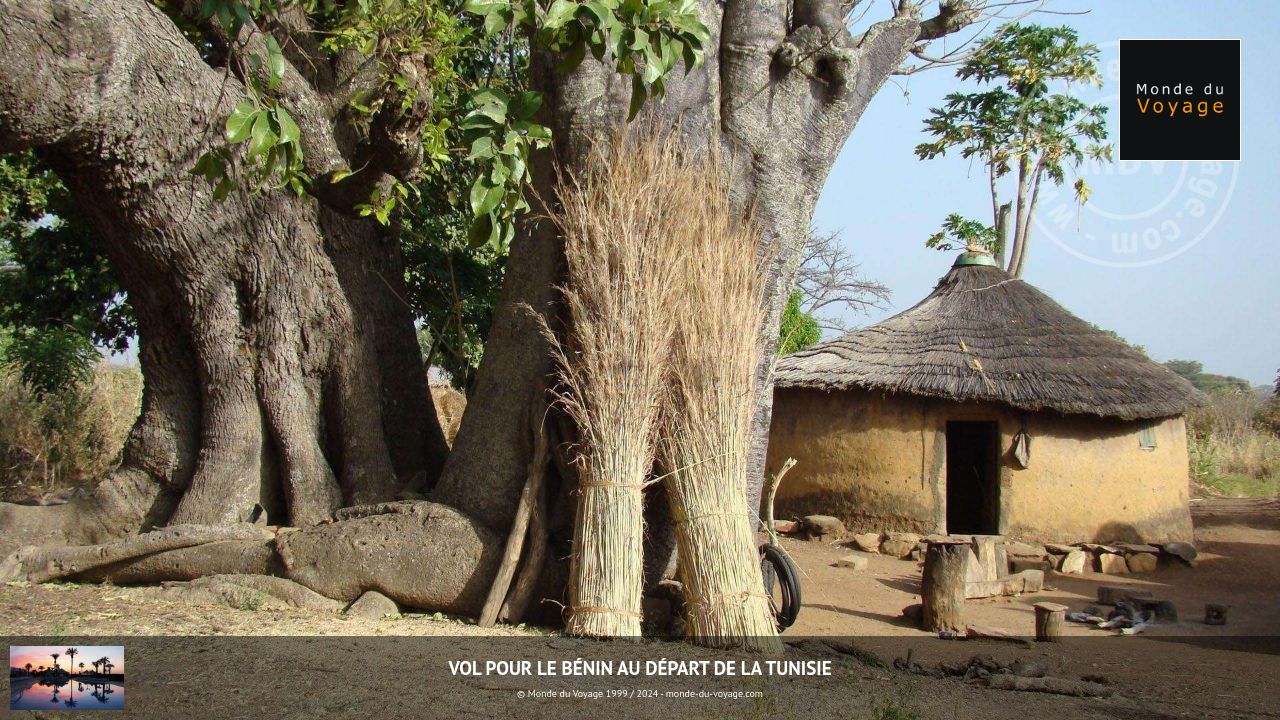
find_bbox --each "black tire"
[760,542,802,631]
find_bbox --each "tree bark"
[922,541,969,633]
[0,0,449,556]
[442,0,946,535]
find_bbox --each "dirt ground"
[2,497,1277,719]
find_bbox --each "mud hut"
[768,251,1201,544]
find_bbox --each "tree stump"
[922,541,969,633]
[1034,602,1068,641]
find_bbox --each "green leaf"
[509,91,543,120]
[248,113,278,158]
[467,213,494,248]
[544,0,577,29]
[276,107,301,145]
[225,101,258,143]
[467,136,496,160]
[627,75,646,121]
[558,40,588,73]
[265,36,286,90]
[469,177,503,216]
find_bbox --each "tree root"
[155,574,345,612]
[0,501,521,618]
[0,524,275,583]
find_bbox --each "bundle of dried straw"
[656,151,782,653]
[549,129,779,650]
[550,134,684,638]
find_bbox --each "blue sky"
[818,0,1278,385]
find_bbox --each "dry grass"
[0,361,142,503]
[548,132,686,638]
[1187,391,1280,498]
[429,384,466,448]
[654,149,781,652]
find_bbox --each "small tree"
[777,290,821,356]
[916,24,1111,276]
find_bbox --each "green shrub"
[1186,390,1280,498]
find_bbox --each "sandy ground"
[2,498,1277,719]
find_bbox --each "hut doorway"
[945,421,1000,535]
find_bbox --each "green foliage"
[1186,389,1280,498]
[0,153,133,395]
[1164,359,1252,394]
[917,24,1112,264]
[777,290,820,356]
[916,24,1111,185]
[459,0,710,251]
[925,213,998,253]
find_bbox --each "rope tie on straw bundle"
[570,606,645,618]
[683,590,772,605]
[670,510,749,525]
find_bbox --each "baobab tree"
[0,0,1035,615]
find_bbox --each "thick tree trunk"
[0,0,449,556]
[442,0,927,535]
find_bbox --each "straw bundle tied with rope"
[656,149,782,654]
[548,133,685,638]
[547,129,779,650]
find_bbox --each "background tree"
[796,227,889,334]
[916,23,1111,276]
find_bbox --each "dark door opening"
[945,421,1000,535]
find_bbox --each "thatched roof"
[775,257,1201,420]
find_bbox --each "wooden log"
[478,392,549,628]
[498,419,552,625]
[921,541,969,633]
[1034,602,1068,642]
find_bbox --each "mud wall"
[765,387,1193,543]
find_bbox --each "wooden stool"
[1033,602,1068,641]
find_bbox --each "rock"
[901,603,923,621]
[1004,540,1047,558]
[852,532,882,553]
[1011,557,1052,574]
[1160,542,1198,566]
[1117,543,1160,555]
[1125,552,1158,574]
[1080,543,1120,554]
[344,590,401,620]
[773,519,801,535]
[1096,553,1129,575]
[887,531,922,544]
[1057,550,1088,575]
[803,515,846,539]
[1044,543,1076,555]
[965,579,1005,599]
[836,554,869,571]
[1018,569,1045,593]
[880,539,916,559]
